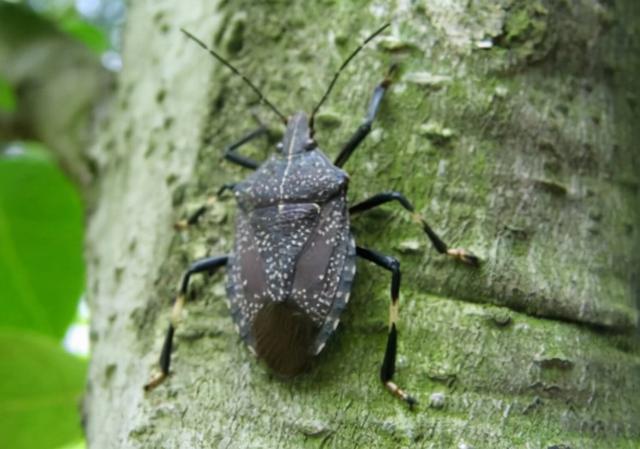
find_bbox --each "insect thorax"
[234,147,349,211]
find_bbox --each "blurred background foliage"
[0,1,123,448]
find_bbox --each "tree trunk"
[84,1,640,448]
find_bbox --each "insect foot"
[446,248,480,267]
[411,213,481,267]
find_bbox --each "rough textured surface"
[85,1,640,448]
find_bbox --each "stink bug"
[144,24,479,407]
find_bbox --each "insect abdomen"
[252,301,317,377]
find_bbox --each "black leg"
[224,126,267,170]
[144,255,229,391]
[351,191,480,266]
[356,246,416,408]
[217,182,237,196]
[173,127,266,229]
[174,196,218,230]
[177,124,266,229]
[177,200,212,229]
[334,66,395,168]
[174,183,238,230]
[349,191,414,215]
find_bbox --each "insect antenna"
[181,28,288,124]
[309,23,390,132]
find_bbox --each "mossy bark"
[85,1,640,448]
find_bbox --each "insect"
[144,23,479,407]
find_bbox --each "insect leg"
[334,66,395,168]
[224,126,268,170]
[349,191,414,215]
[351,191,480,267]
[144,255,229,391]
[174,183,238,230]
[356,246,416,408]
[174,126,266,229]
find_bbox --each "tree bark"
[85,1,640,448]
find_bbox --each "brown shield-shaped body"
[225,112,356,377]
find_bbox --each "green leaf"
[0,144,84,339]
[0,76,16,112]
[55,440,85,449]
[0,3,109,55]
[0,331,87,449]
[59,16,109,54]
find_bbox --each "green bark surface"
[85,1,640,448]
